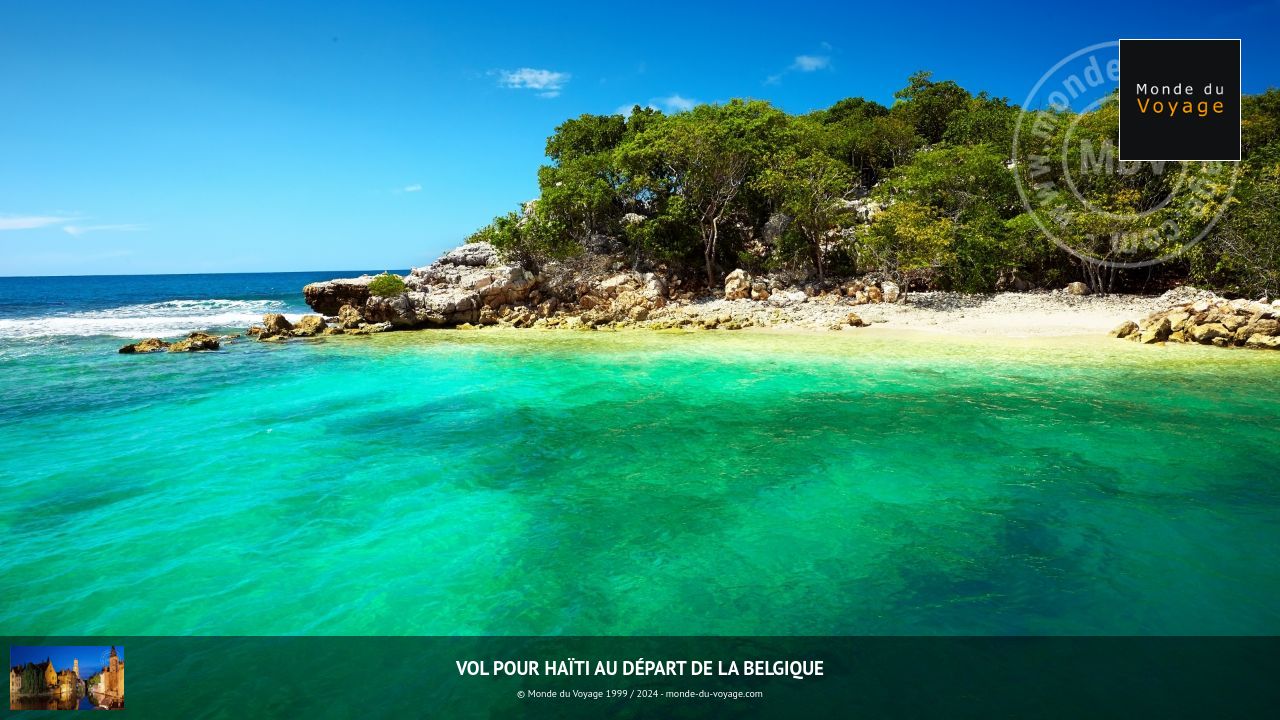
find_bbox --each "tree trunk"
[809,232,824,283]
[704,220,719,289]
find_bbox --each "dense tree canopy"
[468,74,1280,296]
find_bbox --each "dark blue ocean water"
[0,271,406,340]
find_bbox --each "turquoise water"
[2,323,1278,636]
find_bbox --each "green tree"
[943,92,1018,149]
[878,144,1023,290]
[467,205,576,270]
[618,100,790,285]
[758,124,855,280]
[892,71,972,145]
[1241,88,1280,156]
[1191,143,1280,297]
[857,201,956,292]
[545,113,627,164]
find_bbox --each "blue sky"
[10,645,122,677]
[2,0,1277,276]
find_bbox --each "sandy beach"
[639,288,1210,339]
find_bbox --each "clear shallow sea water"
[1,274,1278,636]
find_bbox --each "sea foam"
[0,298,301,338]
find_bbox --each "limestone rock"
[769,290,808,306]
[303,276,373,315]
[1066,281,1091,296]
[1189,322,1230,344]
[1122,292,1280,350]
[347,322,392,335]
[365,288,480,327]
[119,338,170,354]
[437,242,499,267]
[846,312,866,327]
[400,241,535,319]
[641,273,668,306]
[880,281,900,303]
[1244,318,1280,338]
[336,304,363,329]
[866,286,884,303]
[1138,318,1171,344]
[169,332,220,352]
[750,282,770,301]
[724,269,751,300]
[262,313,294,336]
[1109,320,1139,339]
[291,315,327,337]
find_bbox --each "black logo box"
[1119,39,1241,162]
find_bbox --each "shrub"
[368,272,406,297]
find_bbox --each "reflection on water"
[9,689,121,710]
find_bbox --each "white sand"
[653,290,1186,339]
[849,291,1165,338]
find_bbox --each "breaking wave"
[0,299,303,339]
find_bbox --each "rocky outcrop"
[1109,320,1138,338]
[291,315,328,337]
[299,242,917,334]
[261,313,294,338]
[305,242,538,329]
[724,269,751,300]
[119,332,222,354]
[303,276,373,315]
[169,332,221,352]
[364,288,480,327]
[119,338,170,354]
[332,304,359,329]
[569,271,671,327]
[1113,296,1280,349]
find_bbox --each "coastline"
[639,290,1169,338]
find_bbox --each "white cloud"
[403,183,422,193]
[766,47,837,85]
[791,55,831,72]
[0,215,75,231]
[62,223,146,236]
[496,68,570,97]
[656,94,697,112]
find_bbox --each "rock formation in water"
[302,275,373,315]
[119,332,222,353]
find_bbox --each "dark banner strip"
[5,637,1278,718]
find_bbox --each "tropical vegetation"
[469,72,1280,296]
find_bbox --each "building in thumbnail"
[92,647,124,703]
